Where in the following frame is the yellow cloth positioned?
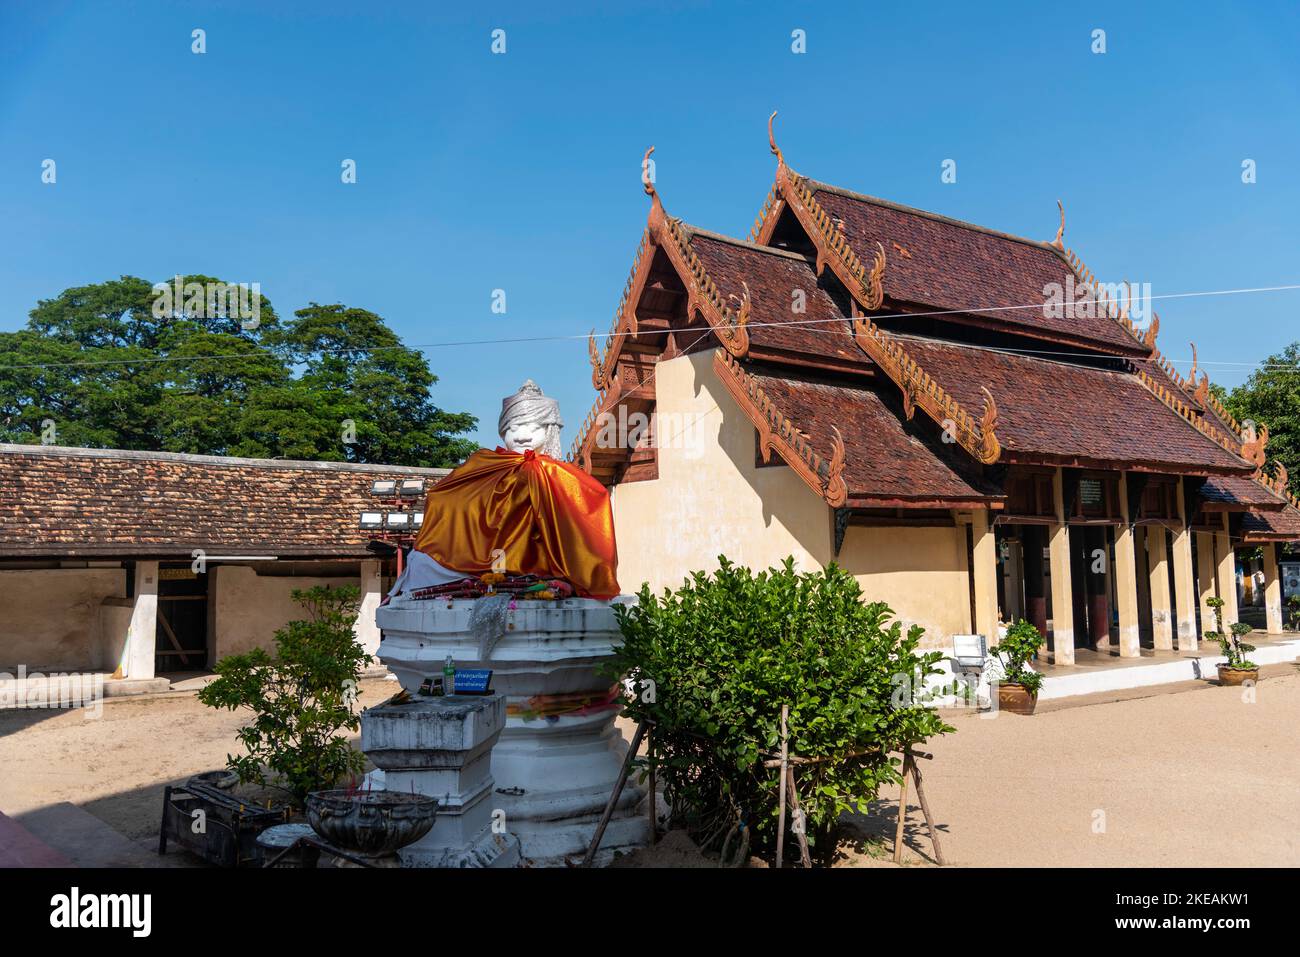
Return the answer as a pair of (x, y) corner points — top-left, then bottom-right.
(412, 448), (620, 599)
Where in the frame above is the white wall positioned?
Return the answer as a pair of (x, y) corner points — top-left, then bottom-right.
(0, 568), (126, 670)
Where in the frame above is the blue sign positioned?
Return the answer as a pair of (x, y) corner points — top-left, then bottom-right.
(452, 669), (492, 694)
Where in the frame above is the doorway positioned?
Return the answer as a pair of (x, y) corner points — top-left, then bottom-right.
(155, 564), (209, 672)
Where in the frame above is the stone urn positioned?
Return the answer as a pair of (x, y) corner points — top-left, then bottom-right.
(304, 790), (439, 862)
(375, 595), (648, 866)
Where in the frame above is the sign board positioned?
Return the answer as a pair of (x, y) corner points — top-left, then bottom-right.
(451, 669), (493, 694)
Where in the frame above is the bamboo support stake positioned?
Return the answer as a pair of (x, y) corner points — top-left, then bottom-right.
(908, 748), (946, 866)
(893, 753), (912, 864)
(581, 718), (648, 867)
(776, 704), (789, 869)
(786, 768), (813, 868)
(647, 725), (657, 846)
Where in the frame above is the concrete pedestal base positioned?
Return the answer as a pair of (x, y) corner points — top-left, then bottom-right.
(361, 694), (520, 869)
(376, 596), (649, 866)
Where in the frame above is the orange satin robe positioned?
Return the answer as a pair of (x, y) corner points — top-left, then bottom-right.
(412, 448), (620, 600)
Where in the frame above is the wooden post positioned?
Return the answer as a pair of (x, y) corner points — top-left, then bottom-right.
(1215, 513), (1239, 626)
(908, 749), (946, 866)
(893, 753), (912, 864)
(785, 769), (813, 868)
(581, 719), (648, 867)
(1196, 530), (1218, 638)
(776, 704), (788, 869)
(971, 509), (1000, 640)
(646, 725), (656, 845)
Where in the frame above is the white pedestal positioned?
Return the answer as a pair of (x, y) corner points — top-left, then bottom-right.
(361, 694), (520, 868)
(376, 596), (649, 866)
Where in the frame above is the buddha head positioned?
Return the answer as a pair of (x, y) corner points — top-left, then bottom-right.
(499, 379), (563, 457)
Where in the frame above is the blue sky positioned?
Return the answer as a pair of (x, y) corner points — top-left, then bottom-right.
(2, 0), (1298, 449)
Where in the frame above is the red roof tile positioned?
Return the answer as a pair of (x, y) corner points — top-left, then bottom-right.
(685, 228), (863, 366)
(1241, 507), (1300, 542)
(747, 369), (999, 506)
(0, 445), (447, 558)
(1200, 475), (1286, 510)
(808, 183), (1143, 355)
(892, 338), (1253, 474)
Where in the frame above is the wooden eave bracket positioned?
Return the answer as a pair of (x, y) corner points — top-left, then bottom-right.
(712, 349), (847, 507)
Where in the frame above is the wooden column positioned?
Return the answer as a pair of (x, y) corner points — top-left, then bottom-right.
(355, 558), (384, 660)
(1083, 526), (1110, 650)
(1195, 531), (1218, 638)
(1022, 525), (1048, 637)
(1263, 542), (1284, 634)
(1146, 526), (1174, 650)
(1215, 513), (1239, 626)
(971, 510), (1000, 640)
(1114, 473), (1142, 658)
(1171, 483), (1198, 651)
(1048, 468), (1075, 666)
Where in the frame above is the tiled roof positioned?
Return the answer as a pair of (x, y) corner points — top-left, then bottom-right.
(745, 369), (1000, 506)
(892, 338), (1254, 474)
(0, 444), (448, 558)
(807, 183), (1144, 355)
(1240, 507), (1300, 543)
(1200, 475), (1287, 510)
(685, 228), (862, 365)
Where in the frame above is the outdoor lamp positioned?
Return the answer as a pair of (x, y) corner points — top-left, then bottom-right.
(412, 512), (424, 528)
(385, 512), (411, 529)
(370, 479), (397, 497)
(399, 478), (426, 497)
(359, 511), (384, 530)
(951, 634), (988, 675)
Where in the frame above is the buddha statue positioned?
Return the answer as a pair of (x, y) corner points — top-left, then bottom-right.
(391, 380), (620, 600)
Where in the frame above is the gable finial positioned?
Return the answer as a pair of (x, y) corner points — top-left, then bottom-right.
(768, 111), (784, 166)
(1188, 342), (1198, 383)
(1052, 199), (1065, 249)
(642, 146), (656, 198)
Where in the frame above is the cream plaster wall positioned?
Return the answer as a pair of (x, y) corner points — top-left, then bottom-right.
(609, 351), (973, 650)
(211, 565), (361, 659)
(0, 568), (127, 670)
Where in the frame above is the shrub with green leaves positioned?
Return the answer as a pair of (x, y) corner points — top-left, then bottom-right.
(197, 585), (368, 807)
(990, 619), (1045, 694)
(610, 557), (952, 864)
(1204, 596), (1257, 670)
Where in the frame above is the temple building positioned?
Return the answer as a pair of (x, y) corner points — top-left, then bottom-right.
(0, 444), (444, 694)
(570, 121), (1300, 665)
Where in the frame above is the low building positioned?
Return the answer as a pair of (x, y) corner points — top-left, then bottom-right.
(0, 444), (446, 688)
(571, 129), (1300, 664)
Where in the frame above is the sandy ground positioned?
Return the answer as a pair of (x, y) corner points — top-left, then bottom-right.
(1, 670), (1297, 866)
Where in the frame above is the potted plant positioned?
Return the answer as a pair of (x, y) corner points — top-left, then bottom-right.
(990, 619), (1045, 714)
(1204, 596), (1259, 686)
(1286, 594), (1300, 632)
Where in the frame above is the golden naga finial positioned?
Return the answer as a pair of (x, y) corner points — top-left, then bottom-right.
(588, 330), (606, 389)
(977, 386), (1002, 464)
(865, 241), (887, 310)
(1052, 199), (1065, 249)
(1142, 311), (1160, 349)
(1194, 371), (1210, 406)
(1188, 342), (1198, 384)
(1242, 421), (1269, 467)
(1277, 461), (1290, 491)
(642, 145), (656, 198)
(768, 110), (784, 166)
(720, 282), (752, 357)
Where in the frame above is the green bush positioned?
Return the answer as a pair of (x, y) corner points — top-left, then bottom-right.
(197, 585), (369, 807)
(610, 557), (952, 865)
(990, 619), (1045, 694)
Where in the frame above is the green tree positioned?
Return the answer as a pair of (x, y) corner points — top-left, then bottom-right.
(0, 278), (477, 467)
(1223, 342), (1300, 494)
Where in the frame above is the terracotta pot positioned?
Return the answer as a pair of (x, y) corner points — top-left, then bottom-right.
(1216, 665), (1259, 687)
(997, 682), (1038, 715)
